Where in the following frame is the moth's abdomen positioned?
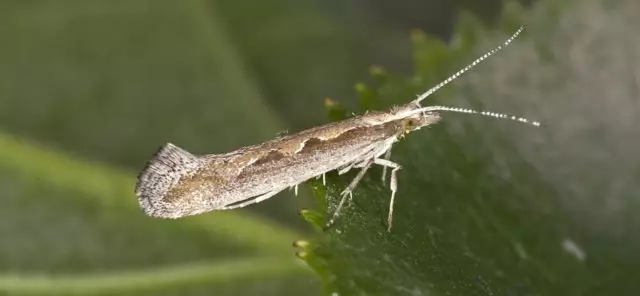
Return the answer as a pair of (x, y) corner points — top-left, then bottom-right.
(135, 143), (203, 218)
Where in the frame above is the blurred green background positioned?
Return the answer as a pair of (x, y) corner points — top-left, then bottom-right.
(6, 0), (640, 295)
(0, 0), (510, 295)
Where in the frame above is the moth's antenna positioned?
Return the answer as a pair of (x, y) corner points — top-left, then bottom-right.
(413, 25), (524, 105)
(410, 105), (541, 127)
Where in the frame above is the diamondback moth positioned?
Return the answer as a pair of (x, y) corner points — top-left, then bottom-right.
(135, 26), (539, 231)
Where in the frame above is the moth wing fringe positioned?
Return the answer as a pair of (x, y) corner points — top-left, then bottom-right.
(135, 143), (202, 218)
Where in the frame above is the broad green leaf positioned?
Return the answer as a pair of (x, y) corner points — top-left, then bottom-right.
(300, 0), (640, 295)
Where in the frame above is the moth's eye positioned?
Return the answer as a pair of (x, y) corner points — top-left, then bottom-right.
(403, 118), (418, 131)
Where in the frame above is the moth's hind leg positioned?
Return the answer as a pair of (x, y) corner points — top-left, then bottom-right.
(220, 189), (284, 210)
(380, 148), (392, 183)
(324, 158), (374, 230)
(373, 158), (402, 232)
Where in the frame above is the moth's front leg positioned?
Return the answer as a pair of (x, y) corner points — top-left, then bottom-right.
(372, 158), (402, 232)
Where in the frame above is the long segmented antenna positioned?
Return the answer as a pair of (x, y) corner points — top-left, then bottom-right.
(413, 25), (524, 105)
(409, 105), (541, 127)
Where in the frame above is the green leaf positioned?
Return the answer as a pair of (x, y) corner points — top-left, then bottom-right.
(300, 0), (640, 295)
(0, 257), (308, 295)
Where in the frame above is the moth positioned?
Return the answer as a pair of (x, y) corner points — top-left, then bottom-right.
(135, 25), (539, 231)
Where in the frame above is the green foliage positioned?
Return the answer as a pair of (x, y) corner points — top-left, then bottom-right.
(213, 0), (371, 129)
(300, 1), (640, 295)
(0, 0), (284, 165)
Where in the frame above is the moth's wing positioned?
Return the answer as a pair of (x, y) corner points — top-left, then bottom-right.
(136, 143), (202, 218)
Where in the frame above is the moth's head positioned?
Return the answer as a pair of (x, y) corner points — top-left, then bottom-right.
(401, 111), (442, 134)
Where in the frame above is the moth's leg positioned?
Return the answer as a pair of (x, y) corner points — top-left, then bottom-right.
(338, 149), (376, 174)
(220, 189), (283, 210)
(287, 184), (299, 196)
(373, 158), (402, 232)
(338, 162), (355, 175)
(380, 148), (393, 183)
(340, 146), (380, 174)
(315, 174), (328, 185)
(324, 158), (374, 230)
(341, 157), (370, 172)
